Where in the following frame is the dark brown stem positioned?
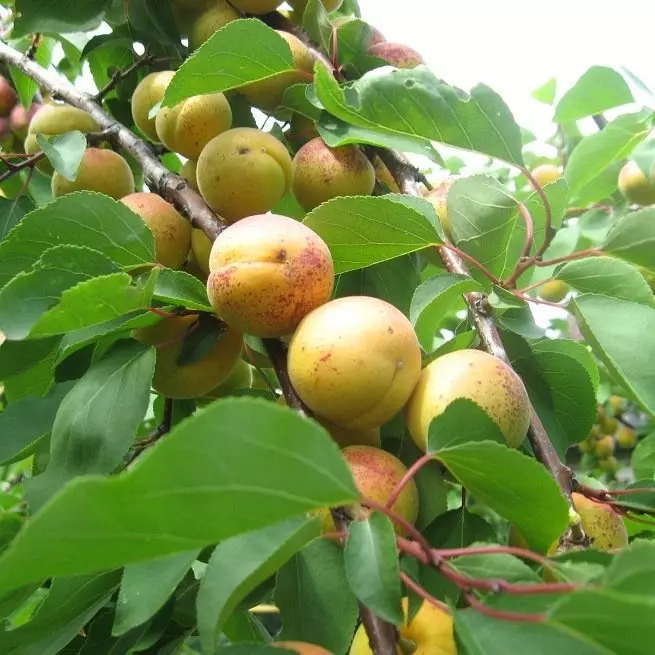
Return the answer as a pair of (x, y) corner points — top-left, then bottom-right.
(438, 244), (501, 286)
(592, 114), (608, 130)
(26, 33), (41, 60)
(262, 338), (309, 417)
(0, 41), (225, 242)
(0, 151), (44, 183)
(386, 453), (435, 510)
(399, 571), (450, 613)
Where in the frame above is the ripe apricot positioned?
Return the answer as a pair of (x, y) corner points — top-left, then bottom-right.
(406, 349), (530, 450)
(189, 1), (239, 49)
(618, 160), (655, 206)
(134, 314), (242, 399)
(288, 296), (422, 430)
(155, 92), (232, 159)
(241, 31), (314, 111)
(0, 76), (17, 117)
(51, 148), (135, 199)
(131, 71), (175, 142)
(196, 127), (293, 222)
(207, 213), (333, 337)
(291, 138), (375, 211)
(368, 42), (424, 68)
(572, 492), (628, 551)
(531, 163), (561, 187)
(121, 193), (192, 269)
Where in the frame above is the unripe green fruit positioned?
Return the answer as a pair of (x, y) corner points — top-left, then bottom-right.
(531, 163), (561, 187)
(598, 455), (619, 473)
(121, 193), (192, 269)
(406, 349), (530, 450)
(134, 314), (243, 399)
(52, 148), (135, 199)
(618, 161), (655, 206)
(25, 104), (100, 173)
(189, 1), (239, 49)
(572, 492), (628, 551)
(131, 71), (175, 142)
(155, 92), (232, 159)
(368, 42), (424, 69)
(538, 280), (569, 303)
(241, 31), (314, 111)
(230, 0), (282, 14)
(602, 416), (618, 434)
(196, 127), (293, 222)
(288, 296), (422, 430)
(616, 425), (637, 449)
(595, 435), (615, 458)
(319, 446), (419, 535)
(198, 358), (254, 403)
(291, 137), (375, 211)
(207, 213), (334, 337)
(607, 395), (625, 414)
(180, 159), (199, 191)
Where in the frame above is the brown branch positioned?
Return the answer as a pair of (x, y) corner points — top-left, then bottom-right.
(0, 41), (225, 242)
(262, 338), (309, 416)
(0, 151), (45, 183)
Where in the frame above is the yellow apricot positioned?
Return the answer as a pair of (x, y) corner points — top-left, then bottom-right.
(291, 137), (375, 211)
(121, 193), (192, 269)
(131, 71), (175, 142)
(288, 296), (422, 430)
(180, 159), (199, 191)
(189, 1), (239, 49)
(207, 213), (334, 337)
(618, 160), (655, 206)
(350, 598), (456, 655)
(368, 42), (425, 69)
(406, 349), (530, 450)
(321, 446), (419, 535)
(196, 127), (293, 222)
(595, 435), (615, 458)
(538, 280), (569, 303)
(51, 148), (134, 199)
(531, 163), (561, 187)
(191, 228), (213, 275)
(25, 104), (100, 172)
(616, 425), (637, 449)
(241, 31), (315, 111)
(134, 314), (242, 399)
(572, 492), (628, 551)
(155, 92), (232, 159)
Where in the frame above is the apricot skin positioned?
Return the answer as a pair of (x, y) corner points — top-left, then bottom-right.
(180, 159), (199, 191)
(320, 446), (418, 535)
(618, 161), (655, 206)
(196, 128), (293, 222)
(189, 1), (239, 49)
(131, 71), (175, 142)
(292, 138), (376, 211)
(121, 193), (192, 269)
(531, 163), (561, 187)
(207, 213), (334, 337)
(52, 148), (135, 200)
(134, 315), (242, 399)
(288, 296), (422, 430)
(241, 31), (314, 111)
(155, 92), (232, 159)
(406, 349), (530, 450)
(572, 492), (628, 551)
(538, 280), (569, 302)
(368, 42), (425, 69)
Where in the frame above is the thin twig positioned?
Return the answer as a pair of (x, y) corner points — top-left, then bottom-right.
(535, 248), (603, 267)
(26, 33), (41, 60)
(521, 167), (554, 259)
(262, 338), (308, 416)
(0, 151), (44, 184)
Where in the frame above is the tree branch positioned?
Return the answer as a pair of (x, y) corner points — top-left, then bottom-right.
(0, 41), (225, 241)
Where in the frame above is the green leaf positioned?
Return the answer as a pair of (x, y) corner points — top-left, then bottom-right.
(423, 509), (496, 549)
(0, 399), (357, 595)
(410, 274), (482, 351)
(163, 20), (295, 106)
(13, 0), (109, 36)
(334, 254), (419, 315)
(603, 208), (655, 271)
(0, 197), (34, 242)
(437, 441), (569, 553)
(0, 245), (119, 340)
(632, 432), (655, 479)
(197, 518), (319, 654)
(451, 552), (541, 584)
(302, 195), (439, 274)
(557, 257), (655, 306)
(114, 550), (199, 636)
(555, 67), (634, 122)
(572, 294), (655, 416)
(313, 64), (524, 165)
(9, 36), (57, 108)
(532, 78), (557, 105)
(603, 540), (655, 596)
(565, 110), (653, 194)
(1, 339), (60, 402)
(26, 341), (155, 511)
(631, 139), (655, 181)
(0, 192), (155, 289)
(532, 338), (599, 392)
(548, 589), (655, 655)
(126, 0), (179, 44)
(344, 513), (402, 625)
(570, 160), (623, 207)
(29, 271), (157, 337)
(0, 572), (120, 655)
(276, 540), (359, 654)
(0, 382), (73, 466)
(153, 269), (213, 312)
(447, 175), (519, 278)
(36, 132), (87, 182)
